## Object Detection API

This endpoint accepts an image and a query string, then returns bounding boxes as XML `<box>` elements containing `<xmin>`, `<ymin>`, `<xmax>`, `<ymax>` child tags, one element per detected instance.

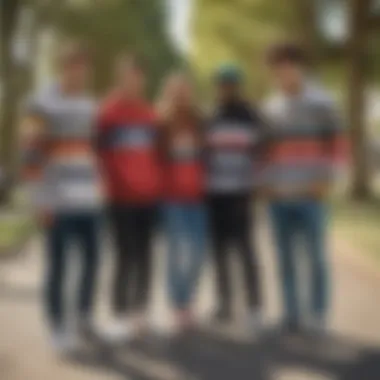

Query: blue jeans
<box><xmin>269</xmin><ymin>199</ymin><xmax>329</xmax><ymax>323</ymax></box>
<box><xmin>45</xmin><ymin>211</ymin><xmax>100</xmax><ymax>330</ymax></box>
<box><xmin>162</xmin><ymin>202</ymin><xmax>207</xmax><ymax>309</ymax></box>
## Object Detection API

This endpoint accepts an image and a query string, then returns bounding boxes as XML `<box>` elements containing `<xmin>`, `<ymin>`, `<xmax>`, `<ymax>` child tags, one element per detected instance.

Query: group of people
<box><xmin>22</xmin><ymin>41</ymin><xmax>346</xmax><ymax>355</ymax></box>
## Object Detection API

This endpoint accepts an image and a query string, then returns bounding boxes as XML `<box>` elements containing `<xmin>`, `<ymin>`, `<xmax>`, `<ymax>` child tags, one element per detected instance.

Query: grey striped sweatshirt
<box><xmin>22</xmin><ymin>84</ymin><xmax>102</xmax><ymax>212</ymax></box>
<box><xmin>262</xmin><ymin>82</ymin><xmax>346</xmax><ymax>197</ymax></box>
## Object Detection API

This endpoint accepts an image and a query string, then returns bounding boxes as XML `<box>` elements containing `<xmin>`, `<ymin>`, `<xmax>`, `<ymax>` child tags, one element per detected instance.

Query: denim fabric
<box><xmin>269</xmin><ymin>199</ymin><xmax>329</xmax><ymax>323</ymax></box>
<box><xmin>162</xmin><ymin>202</ymin><xmax>207</xmax><ymax>308</ymax></box>
<box><xmin>45</xmin><ymin>212</ymin><xmax>100</xmax><ymax>329</ymax></box>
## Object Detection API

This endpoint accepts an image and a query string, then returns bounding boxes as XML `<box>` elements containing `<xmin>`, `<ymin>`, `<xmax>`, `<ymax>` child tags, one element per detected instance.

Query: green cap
<box><xmin>214</xmin><ymin>63</ymin><xmax>243</xmax><ymax>84</ymax></box>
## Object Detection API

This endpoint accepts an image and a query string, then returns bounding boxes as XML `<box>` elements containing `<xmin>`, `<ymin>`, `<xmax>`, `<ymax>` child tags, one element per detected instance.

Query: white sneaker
<box><xmin>50</xmin><ymin>329</ymin><xmax>77</xmax><ymax>356</ymax></box>
<box><xmin>101</xmin><ymin>318</ymin><xmax>135</xmax><ymax>345</ymax></box>
<box><xmin>73</xmin><ymin>317</ymin><xmax>98</xmax><ymax>343</ymax></box>
<box><xmin>246</xmin><ymin>309</ymin><xmax>264</xmax><ymax>338</ymax></box>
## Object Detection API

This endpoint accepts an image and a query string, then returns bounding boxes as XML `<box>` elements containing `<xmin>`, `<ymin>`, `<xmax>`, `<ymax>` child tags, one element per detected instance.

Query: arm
<box><xmin>308</xmin><ymin>100</ymin><xmax>347</xmax><ymax>198</ymax></box>
<box><xmin>248</xmin><ymin>105</ymin><xmax>275</xmax><ymax>195</ymax></box>
<box><xmin>155</xmin><ymin>109</ymin><xmax>169</xmax><ymax>164</ymax></box>
<box><xmin>254</xmin><ymin>109</ymin><xmax>275</xmax><ymax>163</ymax></box>
<box><xmin>94</xmin><ymin>108</ymin><xmax>129</xmax><ymax>191</ymax></box>
<box><xmin>19</xmin><ymin>111</ymin><xmax>52</xmax><ymax>225</ymax></box>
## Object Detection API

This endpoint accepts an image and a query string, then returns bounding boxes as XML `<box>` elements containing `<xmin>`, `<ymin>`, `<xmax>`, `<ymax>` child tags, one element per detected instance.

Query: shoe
<box><xmin>101</xmin><ymin>318</ymin><xmax>135</xmax><ymax>345</ymax></box>
<box><xmin>246</xmin><ymin>309</ymin><xmax>264</xmax><ymax>338</ymax></box>
<box><xmin>176</xmin><ymin>308</ymin><xmax>196</xmax><ymax>332</ymax></box>
<box><xmin>75</xmin><ymin>317</ymin><xmax>98</xmax><ymax>343</ymax></box>
<box><xmin>212</xmin><ymin>306</ymin><xmax>232</xmax><ymax>323</ymax></box>
<box><xmin>50</xmin><ymin>329</ymin><xmax>77</xmax><ymax>356</ymax></box>
<box><xmin>135</xmin><ymin>310</ymin><xmax>150</xmax><ymax>330</ymax></box>
<box><xmin>277</xmin><ymin>319</ymin><xmax>302</xmax><ymax>335</ymax></box>
<box><xmin>304</xmin><ymin>316</ymin><xmax>327</xmax><ymax>337</ymax></box>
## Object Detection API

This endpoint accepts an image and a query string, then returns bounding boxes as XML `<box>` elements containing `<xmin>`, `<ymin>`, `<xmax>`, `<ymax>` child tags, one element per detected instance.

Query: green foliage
<box><xmin>55</xmin><ymin>0</ymin><xmax>182</xmax><ymax>98</ymax></box>
<box><xmin>191</xmin><ymin>0</ymin><xmax>299</xmax><ymax>100</ymax></box>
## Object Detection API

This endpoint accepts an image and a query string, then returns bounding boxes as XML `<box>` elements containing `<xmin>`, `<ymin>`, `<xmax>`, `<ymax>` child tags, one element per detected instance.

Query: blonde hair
<box><xmin>156</xmin><ymin>71</ymin><xmax>195</xmax><ymax>124</ymax></box>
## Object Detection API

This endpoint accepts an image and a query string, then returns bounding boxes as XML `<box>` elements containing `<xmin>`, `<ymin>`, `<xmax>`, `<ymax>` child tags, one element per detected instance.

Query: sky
<box><xmin>167</xmin><ymin>0</ymin><xmax>192</xmax><ymax>52</ymax></box>
<box><xmin>318</xmin><ymin>0</ymin><xmax>349</xmax><ymax>42</ymax></box>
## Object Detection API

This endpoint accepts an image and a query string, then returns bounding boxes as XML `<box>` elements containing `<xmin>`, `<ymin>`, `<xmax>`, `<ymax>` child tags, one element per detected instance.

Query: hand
<box><xmin>309</xmin><ymin>183</ymin><xmax>330</xmax><ymax>198</ymax></box>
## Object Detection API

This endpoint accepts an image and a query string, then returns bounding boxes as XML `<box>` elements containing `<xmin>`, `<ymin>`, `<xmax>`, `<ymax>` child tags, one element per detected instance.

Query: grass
<box><xmin>331</xmin><ymin>199</ymin><xmax>380</xmax><ymax>262</ymax></box>
<box><xmin>0</xmin><ymin>214</ymin><xmax>35</xmax><ymax>257</ymax></box>
<box><xmin>0</xmin><ymin>188</ymin><xmax>36</xmax><ymax>257</ymax></box>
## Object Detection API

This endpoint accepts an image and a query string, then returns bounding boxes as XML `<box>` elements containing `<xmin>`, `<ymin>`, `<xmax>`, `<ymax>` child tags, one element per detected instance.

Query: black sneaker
<box><xmin>279</xmin><ymin>319</ymin><xmax>302</xmax><ymax>335</ymax></box>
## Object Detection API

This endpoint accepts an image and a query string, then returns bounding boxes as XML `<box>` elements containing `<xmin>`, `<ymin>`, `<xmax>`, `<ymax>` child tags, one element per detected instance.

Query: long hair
<box><xmin>156</xmin><ymin>71</ymin><xmax>203</xmax><ymax>153</ymax></box>
<box><xmin>157</xmin><ymin>71</ymin><xmax>200</xmax><ymax>124</ymax></box>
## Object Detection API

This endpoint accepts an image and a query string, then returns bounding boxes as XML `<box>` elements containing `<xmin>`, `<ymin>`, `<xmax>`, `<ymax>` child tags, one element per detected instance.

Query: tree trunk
<box><xmin>293</xmin><ymin>0</ymin><xmax>320</xmax><ymax>61</ymax></box>
<box><xmin>0</xmin><ymin>0</ymin><xmax>64</xmax><ymax>204</ymax></box>
<box><xmin>348</xmin><ymin>0</ymin><xmax>371</xmax><ymax>200</ymax></box>
<box><xmin>0</xmin><ymin>0</ymin><xmax>22</xmax><ymax>204</ymax></box>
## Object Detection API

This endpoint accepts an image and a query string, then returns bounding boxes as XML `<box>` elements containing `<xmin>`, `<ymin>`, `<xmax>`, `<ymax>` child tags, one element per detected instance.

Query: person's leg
<box><xmin>104</xmin><ymin>205</ymin><xmax>136</xmax><ymax>342</ymax></box>
<box><xmin>108</xmin><ymin>205</ymin><xmax>133</xmax><ymax>316</ymax></box>
<box><xmin>299</xmin><ymin>200</ymin><xmax>329</xmax><ymax>327</ymax></box>
<box><xmin>75</xmin><ymin>212</ymin><xmax>101</xmax><ymax>325</ymax></box>
<box><xmin>183</xmin><ymin>202</ymin><xmax>208</xmax><ymax>308</ymax></box>
<box><xmin>269</xmin><ymin>201</ymin><xmax>300</xmax><ymax>328</ymax></box>
<box><xmin>133</xmin><ymin>205</ymin><xmax>157</xmax><ymax>313</ymax></box>
<box><xmin>232</xmin><ymin>195</ymin><xmax>262</xmax><ymax>311</ymax></box>
<box><xmin>162</xmin><ymin>203</ymin><xmax>186</xmax><ymax>309</ymax></box>
<box><xmin>207</xmin><ymin>195</ymin><xmax>232</xmax><ymax>320</ymax></box>
<box><xmin>44</xmin><ymin>214</ymin><xmax>70</xmax><ymax>331</ymax></box>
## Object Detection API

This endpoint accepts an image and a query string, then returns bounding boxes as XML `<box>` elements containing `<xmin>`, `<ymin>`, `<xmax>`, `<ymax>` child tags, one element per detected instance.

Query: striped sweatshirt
<box><xmin>263</xmin><ymin>83</ymin><xmax>347</xmax><ymax>197</ymax></box>
<box><xmin>22</xmin><ymin>84</ymin><xmax>102</xmax><ymax>212</ymax></box>
<box><xmin>205</xmin><ymin>100</ymin><xmax>267</xmax><ymax>194</ymax></box>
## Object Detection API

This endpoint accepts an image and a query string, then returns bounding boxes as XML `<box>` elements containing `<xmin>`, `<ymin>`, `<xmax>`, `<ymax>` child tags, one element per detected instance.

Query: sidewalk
<box><xmin>1</xmin><ymin>225</ymin><xmax>380</xmax><ymax>380</ymax></box>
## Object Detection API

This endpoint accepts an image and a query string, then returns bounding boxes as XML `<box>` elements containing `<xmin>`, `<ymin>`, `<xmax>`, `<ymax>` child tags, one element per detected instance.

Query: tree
<box><xmin>0</xmin><ymin>0</ymin><xmax>181</xmax><ymax>203</ymax></box>
<box><xmin>347</xmin><ymin>0</ymin><xmax>372</xmax><ymax>199</ymax></box>
<box><xmin>191</xmin><ymin>0</ymin><xmax>299</xmax><ymax>100</ymax></box>
<box><xmin>55</xmin><ymin>0</ymin><xmax>182</xmax><ymax>97</ymax></box>
<box><xmin>0</xmin><ymin>0</ymin><xmax>22</xmax><ymax>202</ymax></box>
<box><xmin>191</xmin><ymin>0</ymin><xmax>380</xmax><ymax>200</ymax></box>
<box><xmin>0</xmin><ymin>0</ymin><xmax>67</xmax><ymax>202</ymax></box>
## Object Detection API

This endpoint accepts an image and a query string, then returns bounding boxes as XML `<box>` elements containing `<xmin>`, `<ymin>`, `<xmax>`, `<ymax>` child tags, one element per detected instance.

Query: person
<box><xmin>205</xmin><ymin>64</ymin><xmax>266</xmax><ymax>328</ymax></box>
<box><xmin>21</xmin><ymin>42</ymin><xmax>102</xmax><ymax>354</ymax></box>
<box><xmin>263</xmin><ymin>42</ymin><xmax>346</xmax><ymax>334</ymax></box>
<box><xmin>158</xmin><ymin>73</ymin><xmax>207</xmax><ymax>332</ymax></box>
<box><xmin>96</xmin><ymin>53</ymin><xmax>161</xmax><ymax>341</ymax></box>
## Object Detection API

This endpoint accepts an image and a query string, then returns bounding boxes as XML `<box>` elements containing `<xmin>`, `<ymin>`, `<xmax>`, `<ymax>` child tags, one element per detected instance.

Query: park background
<box><xmin>2</xmin><ymin>0</ymin><xmax>380</xmax><ymax>265</ymax></box>
<box><xmin>2</xmin><ymin>1</ymin><xmax>380</xmax><ymax>379</ymax></box>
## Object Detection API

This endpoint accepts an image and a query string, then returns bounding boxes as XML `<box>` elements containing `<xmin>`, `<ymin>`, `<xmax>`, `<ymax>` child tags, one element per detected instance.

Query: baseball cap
<box><xmin>214</xmin><ymin>63</ymin><xmax>243</xmax><ymax>84</ymax></box>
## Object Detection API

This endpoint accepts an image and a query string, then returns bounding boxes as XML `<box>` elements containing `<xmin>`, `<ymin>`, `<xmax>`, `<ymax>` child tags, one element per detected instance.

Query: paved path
<box><xmin>1</xmin><ymin>222</ymin><xmax>380</xmax><ymax>380</ymax></box>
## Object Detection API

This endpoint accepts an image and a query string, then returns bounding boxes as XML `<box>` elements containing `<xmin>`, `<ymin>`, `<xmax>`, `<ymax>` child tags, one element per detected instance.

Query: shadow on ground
<box><xmin>65</xmin><ymin>326</ymin><xmax>380</xmax><ymax>380</ymax></box>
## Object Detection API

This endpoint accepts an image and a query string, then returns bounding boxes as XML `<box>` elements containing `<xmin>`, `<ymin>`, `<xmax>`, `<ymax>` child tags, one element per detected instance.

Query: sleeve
<box><xmin>94</xmin><ymin>106</ymin><xmax>126</xmax><ymax>191</ymax></box>
<box><xmin>249</xmin><ymin>104</ymin><xmax>275</xmax><ymax>166</ymax></box>
<box><xmin>197</xmin><ymin>114</ymin><xmax>210</xmax><ymax>164</ymax></box>
<box><xmin>254</xmin><ymin>99</ymin><xmax>281</xmax><ymax>190</ymax></box>
<box><xmin>20</xmin><ymin>95</ymin><xmax>50</xmax><ymax>210</ymax></box>
<box><xmin>24</xmin><ymin>93</ymin><xmax>48</xmax><ymax>121</ymax></box>
<box><xmin>156</xmin><ymin>119</ymin><xmax>169</xmax><ymax>164</ymax></box>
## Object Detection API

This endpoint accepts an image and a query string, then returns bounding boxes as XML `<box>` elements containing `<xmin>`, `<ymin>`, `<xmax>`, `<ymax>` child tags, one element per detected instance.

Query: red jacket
<box><xmin>97</xmin><ymin>95</ymin><xmax>162</xmax><ymax>205</ymax></box>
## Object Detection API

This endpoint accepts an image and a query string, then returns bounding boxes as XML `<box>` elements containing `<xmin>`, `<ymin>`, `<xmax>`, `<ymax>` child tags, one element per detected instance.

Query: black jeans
<box><xmin>45</xmin><ymin>212</ymin><xmax>100</xmax><ymax>330</ymax></box>
<box><xmin>207</xmin><ymin>194</ymin><xmax>261</xmax><ymax>311</ymax></box>
<box><xmin>108</xmin><ymin>203</ymin><xmax>157</xmax><ymax>315</ymax></box>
